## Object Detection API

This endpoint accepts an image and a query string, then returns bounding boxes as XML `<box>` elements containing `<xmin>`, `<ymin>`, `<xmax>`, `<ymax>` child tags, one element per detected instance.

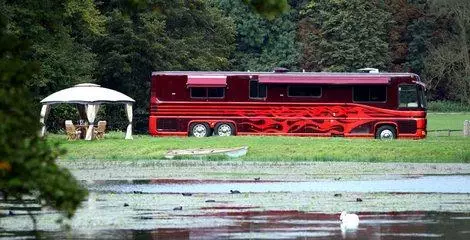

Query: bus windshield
<box><xmin>418</xmin><ymin>85</ymin><xmax>427</xmax><ymax>109</ymax></box>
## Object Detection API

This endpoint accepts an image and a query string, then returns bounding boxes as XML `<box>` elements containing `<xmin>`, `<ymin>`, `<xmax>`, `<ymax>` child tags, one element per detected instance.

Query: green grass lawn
<box><xmin>49</xmin><ymin>134</ymin><xmax>470</xmax><ymax>162</ymax></box>
<box><xmin>427</xmin><ymin>112</ymin><xmax>470</xmax><ymax>130</ymax></box>
<box><xmin>49</xmin><ymin>112</ymin><xmax>470</xmax><ymax>163</ymax></box>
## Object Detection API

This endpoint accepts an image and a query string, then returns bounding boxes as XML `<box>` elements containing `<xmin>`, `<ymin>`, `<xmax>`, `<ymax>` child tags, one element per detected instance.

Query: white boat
<box><xmin>164</xmin><ymin>146</ymin><xmax>248</xmax><ymax>159</ymax></box>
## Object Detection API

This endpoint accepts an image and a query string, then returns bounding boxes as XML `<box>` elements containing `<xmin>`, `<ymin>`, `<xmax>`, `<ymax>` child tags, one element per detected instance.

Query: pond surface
<box><xmin>2</xmin><ymin>175</ymin><xmax>470</xmax><ymax>239</ymax></box>
<box><xmin>87</xmin><ymin>175</ymin><xmax>470</xmax><ymax>194</ymax></box>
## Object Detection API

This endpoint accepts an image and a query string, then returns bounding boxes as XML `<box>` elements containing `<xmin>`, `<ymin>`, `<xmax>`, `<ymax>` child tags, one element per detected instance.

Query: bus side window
<box><xmin>288</xmin><ymin>85</ymin><xmax>321</xmax><ymax>97</ymax></box>
<box><xmin>190</xmin><ymin>88</ymin><xmax>206</xmax><ymax>98</ymax></box>
<box><xmin>190</xmin><ymin>87</ymin><xmax>225</xmax><ymax>99</ymax></box>
<box><xmin>353</xmin><ymin>86</ymin><xmax>386</xmax><ymax>102</ymax></box>
<box><xmin>208</xmin><ymin>88</ymin><xmax>225</xmax><ymax>98</ymax></box>
<box><xmin>249</xmin><ymin>80</ymin><xmax>267</xmax><ymax>99</ymax></box>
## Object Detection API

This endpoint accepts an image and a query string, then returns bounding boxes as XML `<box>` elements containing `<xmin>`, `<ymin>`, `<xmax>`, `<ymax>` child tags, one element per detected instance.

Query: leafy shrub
<box><xmin>427</xmin><ymin>101</ymin><xmax>470</xmax><ymax>112</ymax></box>
<box><xmin>0</xmin><ymin>16</ymin><xmax>87</xmax><ymax>225</ymax></box>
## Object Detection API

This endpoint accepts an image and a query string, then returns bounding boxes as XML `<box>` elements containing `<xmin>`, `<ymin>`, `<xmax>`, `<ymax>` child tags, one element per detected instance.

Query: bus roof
<box><xmin>152</xmin><ymin>71</ymin><xmax>418</xmax><ymax>78</ymax></box>
<box><xmin>152</xmin><ymin>71</ymin><xmax>421</xmax><ymax>85</ymax></box>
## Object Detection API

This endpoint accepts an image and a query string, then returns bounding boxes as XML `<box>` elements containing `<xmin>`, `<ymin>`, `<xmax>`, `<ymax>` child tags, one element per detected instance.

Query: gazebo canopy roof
<box><xmin>40</xmin><ymin>83</ymin><xmax>135</xmax><ymax>104</ymax></box>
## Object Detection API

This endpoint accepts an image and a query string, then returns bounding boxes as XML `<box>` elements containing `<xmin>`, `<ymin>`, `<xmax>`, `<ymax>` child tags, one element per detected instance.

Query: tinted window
<box><xmin>249</xmin><ymin>80</ymin><xmax>267</xmax><ymax>99</ymax></box>
<box><xmin>190</xmin><ymin>87</ymin><xmax>225</xmax><ymax>99</ymax></box>
<box><xmin>249</xmin><ymin>80</ymin><xmax>257</xmax><ymax>98</ymax></box>
<box><xmin>353</xmin><ymin>86</ymin><xmax>386</xmax><ymax>102</ymax></box>
<box><xmin>288</xmin><ymin>85</ymin><xmax>321</xmax><ymax>97</ymax></box>
<box><xmin>208</xmin><ymin>88</ymin><xmax>224</xmax><ymax>98</ymax></box>
<box><xmin>190</xmin><ymin>88</ymin><xmax>206</xmax><ymax>98</ymax></box>
<box><xmin>259</xmin><ymin>84</ymin><xmax>267</xmax><ymax>98</ymax></box>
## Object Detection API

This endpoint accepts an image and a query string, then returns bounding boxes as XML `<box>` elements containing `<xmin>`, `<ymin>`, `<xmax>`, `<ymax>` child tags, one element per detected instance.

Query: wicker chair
<box><xmin>65</xmin><ymin>120</ymin><xmax>81</xmax><ymax>140</ymax></box>
<box><xmin>94</xmin><ymin>121</ymin><xmax>107</xmax><ymax>140</ymax></box>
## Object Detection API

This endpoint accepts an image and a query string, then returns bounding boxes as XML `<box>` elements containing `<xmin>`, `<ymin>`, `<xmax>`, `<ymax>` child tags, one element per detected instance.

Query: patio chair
<box><xmin>65</xmin><ymin>120</ymin><xmax>81</xmax><ymax>140</ymax></box>
<box><xmin>94</xmin><ymin>121</ymin><xmax>107</xmax><ymax>140</ymax></box>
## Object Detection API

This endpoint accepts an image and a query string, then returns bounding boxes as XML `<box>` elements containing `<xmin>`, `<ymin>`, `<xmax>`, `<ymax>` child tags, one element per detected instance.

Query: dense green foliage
<box><xmin>300</xmin><ymin>0</ymin><xmax>391</xmax><ymax>71</ymax></box>
<box><xmin>1</xmin><ymin>0</ymin><xmax>469</xmax><ymax>132</ymax></box>
<box><xmin>242</xmin><ymin>0</ymin><xmax>290</xmax><ymax>19</ymax></box>
<box><xmin>93</xmin><ymin>1</ymin><xmax>235</xmax><ymax>131</ymax></box>
<box><xmin>0</xmin><ymin>0</ymin><xmax>105</xmax><ymax>132</ymax></box>
<box><xmin>1</xmin><ymin>0</ymin><xmax>103</xmax><ymax>100</ymax></box>
<box><xmin>0</xmin><ymin>15</ymin><xmax>87</xmax><ymax>221</ymax></box>
<box><xmin>427</xmin><ymin>101</ymin><xmax>470</xmax><ymax>112</ymax></box>
<box><xmin>217</xmin><ymin>0</ymin><xmax>300</xmax><ymax>71</ymax></box>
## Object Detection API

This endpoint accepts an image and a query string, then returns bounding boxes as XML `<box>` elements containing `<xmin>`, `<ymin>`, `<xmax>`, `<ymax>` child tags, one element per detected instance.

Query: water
<box><xmin>2</xmin><ymin>211</ymin><xmax>470</xmax><ymax>239</ymax></box>
<box><xmin>2</xmin><ymin>175</ymin><xmax>470</xmax><ymax>239</ymax></box>
<box><xmin>88</xmin><ymin>175</ymin><xmax>470</xmax><ymax>194</ymax></box>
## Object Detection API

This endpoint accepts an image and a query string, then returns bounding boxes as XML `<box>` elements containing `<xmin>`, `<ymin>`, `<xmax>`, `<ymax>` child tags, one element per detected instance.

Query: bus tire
<box><xmin>189</xmin><ymin>122</ymin><xmax>211</xmax><ymax>138</ymax></box>
<box><xmin>214</xmin><ymin>122</ymin><xmax>235</xmax><ymax>137</ymax></box>
<box><xmin>375</xmin><ymin>125</ymin><xmax>396</xmax><ymax>140</ymax></box>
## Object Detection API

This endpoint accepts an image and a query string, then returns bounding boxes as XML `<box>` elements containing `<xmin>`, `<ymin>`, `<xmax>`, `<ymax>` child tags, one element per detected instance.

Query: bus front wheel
<box><xmin>214</xmin><ymin>122</ymin><xmax>235</xmax><ymax>137</ymax></box>
<box><xmin>375</xmin><ymin>125</ymin><xmax>396</xmax><ymax>140</ymax></box>
<box><xmin>189</xmin><ymin>123</ymin><xmax>211</xmax><ymax>138</ymax></box>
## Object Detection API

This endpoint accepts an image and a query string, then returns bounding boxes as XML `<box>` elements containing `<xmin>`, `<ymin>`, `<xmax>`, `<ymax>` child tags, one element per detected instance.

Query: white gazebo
<box><xmin>40</xmin><ymin>83</ymin><xmax>135</xmax><ymax>140</ymax></box>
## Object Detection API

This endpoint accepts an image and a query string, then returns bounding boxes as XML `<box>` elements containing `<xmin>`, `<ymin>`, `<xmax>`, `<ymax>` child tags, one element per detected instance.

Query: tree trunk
<box><xmin>457</xmin><ymin>14</ymin><xmax>470</xmax><ymax>104</ymax></box>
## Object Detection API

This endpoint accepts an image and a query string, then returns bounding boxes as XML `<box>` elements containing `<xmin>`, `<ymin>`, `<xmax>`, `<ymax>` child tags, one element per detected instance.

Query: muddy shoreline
<box><xmin>60</xmin><ymin>159</ymin><xmax>470</xmax><ymax>181</ymax></box>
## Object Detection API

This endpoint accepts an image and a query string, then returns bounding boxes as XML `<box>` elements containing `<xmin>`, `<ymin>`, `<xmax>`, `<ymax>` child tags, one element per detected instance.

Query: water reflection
<box><xmin>340</xmin><ymin>224</ymin><xmax>358</xmax><ymax>240</ymax></box>
<box><xmin>3</xmin><ymin>211</ymin><xmax>468</xmax><ymax>239</ymax></box>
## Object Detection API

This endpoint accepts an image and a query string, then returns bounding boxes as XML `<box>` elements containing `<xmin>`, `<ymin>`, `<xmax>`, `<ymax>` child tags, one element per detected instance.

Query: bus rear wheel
<box><xmin>189</xmin><ymin>123</ymin><xmax>211</xmax><ymax>138</ymax></box>
<box><xmin>214</xmin><ymin>122</ymin><xmax>235</xmax><ymax>137</ymax></box>
<box><xmin>375</xmin><ymin>125</ymin><xmax>396</xmax><ymax>140</ymax></box>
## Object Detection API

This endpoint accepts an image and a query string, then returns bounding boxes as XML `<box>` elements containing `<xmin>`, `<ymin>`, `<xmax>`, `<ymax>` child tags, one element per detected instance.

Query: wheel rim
<box><xmin>217</xmin><ymin>124</ymin><xmax>232</xmax><ymax>136</ymax></box>
<box><xmin>379</xmin><ymin>129</ymin><xmax>394</xmax><ymax>140</ymax></box>
<box><xmin>192</xmin><ymin>124</ymin><xmax>207</xmax><ymax>138</ymax></box>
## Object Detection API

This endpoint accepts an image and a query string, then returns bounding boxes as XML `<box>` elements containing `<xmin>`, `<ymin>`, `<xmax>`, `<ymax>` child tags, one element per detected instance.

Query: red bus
<box><xmin>149</xmin><ymin>71</ymin><xmax>427</xmax><ymax>139</ymax></box>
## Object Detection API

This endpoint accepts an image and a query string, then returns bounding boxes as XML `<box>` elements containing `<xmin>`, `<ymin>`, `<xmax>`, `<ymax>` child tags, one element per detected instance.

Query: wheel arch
<box><xmin>214</xmin><ymin>120</ymin><xmax>238</xmax><ymax>135</ymax></box>
<box><xmin>188</xmin><ymin>121</ymin><xmax>211</xmax><ymax>137</ymax></box>
<box><xmin>374</xmin><ymin>122</ymin><xmax>398</xmax><ymax>134</ymax></box>
<box><xmin>374</xmin><ymin>122</ymin><xmax>398</xmax><ymax>139</ymax></box>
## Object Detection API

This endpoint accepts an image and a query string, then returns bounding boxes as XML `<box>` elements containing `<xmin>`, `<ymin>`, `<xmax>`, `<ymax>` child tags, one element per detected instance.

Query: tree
<box><xmin>385</xmin><ymin>0</ymin><xmax>423</xmax><ymax>72</ymax></box>
<box><xmin>217</xmin><ymin>0</ymin><xmax>301</xmax><ymax>71</ymax></box>
<box><xmin>1</xmin><ymin>0</ymin><xmax>104</xmax><ymax>100</ymax></box>
<box><xmin>424</xmin><ymin>0</ymin><xmax>470</xmax><ymax>104</ymax></box>
<box><xmin>299</xmin><ymin>0</ymin><xmax>391</xmax><ymax>72</ymax></box>
<box><xmin>1</xmin><ymin>0</ymin><xmax>106</xmax><ymax>131</ymax></box>
<box><xmin>242</xmin><ymin>0</ymin><xmax>290</xmax><ymax>19</ymax></box>
<box><xmin>94</xmin><ymin>0</ymin><xmax>235</xmax><ymax>132</ymax></box>
<box><xmin>403</xmin><ymin>0</ymin><xmax>436</xmax><ymax>75</ymax></box>
<box><xmin>0</xmin><ymin>15</ymin><xmax>87</xmax><ymax>231</ymax></box>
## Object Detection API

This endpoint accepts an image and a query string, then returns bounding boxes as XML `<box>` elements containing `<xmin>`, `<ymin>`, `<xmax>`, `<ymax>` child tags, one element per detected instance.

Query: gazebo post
<box><xmin>85</xmin><ymin>104</ymin><xmax>100</xmax><ymax>140</ymax></box>
<box><xmin>39</xmin><ymin>104</ymin><xmax>50</xmax><ymax>137</ymax></box>
<box><xmin>125</xmin><ymin>103</ymin><xmax>133</xmax><ymax>140</ymax></box>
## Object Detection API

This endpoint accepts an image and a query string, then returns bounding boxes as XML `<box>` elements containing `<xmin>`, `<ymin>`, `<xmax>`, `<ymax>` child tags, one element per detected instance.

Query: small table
<box><xmin>75</xmin><ymin>124</ymin><xmax>89</xmax><ymax>139</ymax></box>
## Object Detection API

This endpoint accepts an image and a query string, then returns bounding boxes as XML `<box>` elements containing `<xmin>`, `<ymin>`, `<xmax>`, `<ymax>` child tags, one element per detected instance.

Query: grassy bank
<box><xmin>48</xmin><ymin>112</ymin><xmax>470</xmax><ymax>163</ymax></box>
<box><xmin>49</xmin><ymin>133</ymin><xmax>470</xmax><ymax>162</ymax></box>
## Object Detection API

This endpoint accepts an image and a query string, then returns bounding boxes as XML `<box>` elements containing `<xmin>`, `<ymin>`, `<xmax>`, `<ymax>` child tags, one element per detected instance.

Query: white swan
<box><xmin>340</xmin><ymin>211</ymin><xmax>359</xmax><ymax>229</ymax></box>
